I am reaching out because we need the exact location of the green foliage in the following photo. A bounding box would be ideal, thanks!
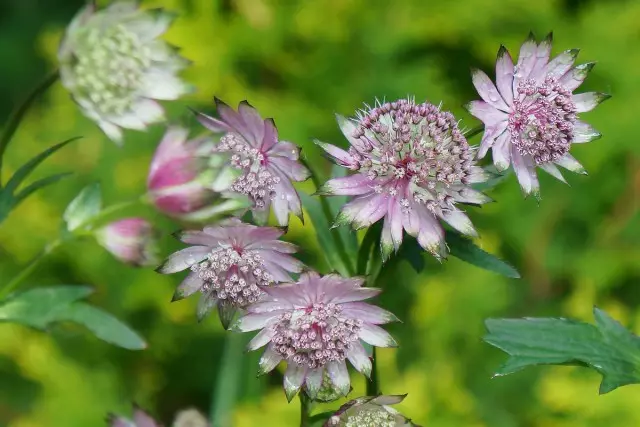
[0,286,146,350]
[0,138,77,224]
[484,308,640,394]
[446,232,520,278]
[63,182,102,232]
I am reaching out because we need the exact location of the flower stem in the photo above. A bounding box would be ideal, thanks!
[367,347,380,396]
[299,392,312,427]
[0,194,148,299]
[463,125,484,139]
[210,332,248,427]
[301,159,355,276]
[0,70,59,185]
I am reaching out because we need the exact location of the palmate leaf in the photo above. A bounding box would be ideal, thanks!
[0,138,78,224]
[484,307,640,394]
[0,286,146,350]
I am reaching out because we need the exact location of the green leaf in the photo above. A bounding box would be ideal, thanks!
[484,307,640,394]
[446,231,520,278]
[3,138,78,195]
[14,172,73,202]
[0,286,146,350]
[394,236,425,273]
[300,190,351,276]
[64,182,102,231]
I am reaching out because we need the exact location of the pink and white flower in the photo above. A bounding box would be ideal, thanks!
[147,126,247,221]
[108,406,161,427]
[325,395,420,427]
[195,99,310,226]
[317,98,490,261]
[156,219,303,328]
[96,218,158,267]
[466,33,610,199]
[233,271,398,402]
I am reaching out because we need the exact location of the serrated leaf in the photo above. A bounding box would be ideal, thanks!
[447,231,520,278]
[64,182,102,231]
[300,190,351,276]
[484,307,640,393]
[3,138,78,195]
[0,286,146,350]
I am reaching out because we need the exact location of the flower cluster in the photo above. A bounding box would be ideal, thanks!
[325,395,420,427]
[317,98,490,260]
[466,33,609,198]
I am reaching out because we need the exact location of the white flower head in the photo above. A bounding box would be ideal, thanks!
[58,1,192,143]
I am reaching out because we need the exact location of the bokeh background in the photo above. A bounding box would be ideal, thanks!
[1,0,639,426]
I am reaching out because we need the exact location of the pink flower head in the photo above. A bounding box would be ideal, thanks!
[325,395,420,427]
[466,32,610,199]
[156,218,303,328]
[97,218,159,267]
[194,99,310,226]
[317,98,491,261]
[147,127,247,220]
[107,406,161,427]
[233,272,398,402]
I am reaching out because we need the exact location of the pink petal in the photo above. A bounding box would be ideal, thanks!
[326,360,350,396]
[267,140,301,160]
[559,62,595,91]
[246,300,292,314]
[402,199,421,236]
[478,124,507,159]
[540,163,567,183]
[156,246,210,273]
[244,226,284,242]
[555,153,587,174]
[174,230,220,246]
[234,312,280,332]
[258,344,283,375]
[346,341,372,377]
[341,302,398,324]
[329,287,382,304]
[495,46,515,106]
[196,290,218,321]
[472,69,509,111]
[511,148,540,198]
[215,98,254,145]
[415,210,446,259]
[513,34,538,89]
[336,114,365,149]
[528,34,553,82]
[263,283,309,305]
[359,323,398,347]
[173,271,203,301]
[465,101,508,126]
[545,49,579,79]
[336,192,388,228]
[284,363,307,401]
[245,240,298,253]
[262,259,295,282]
[238,100,265,146]
[440,210,478,237]
[195,111,233,133]
[256,250,304,273]
[572,120,601,143]
[304,368,324,399]
[315,140,358,169]
[451,187,493,205]
[247,327,276,351]
[387,197,404,250]
[492,129,512,171]
[573,92,610,113]
[269,157,310,181]
[318,174,376,196]
[133,408,159,427]
[261,118,279,151]
[148,127,190,181]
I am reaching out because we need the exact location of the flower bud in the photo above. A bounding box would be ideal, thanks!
[173,408,209,427]
[324,395,420,427]
[108,406,160,427]
[147,127,247,221]
[97,218,159,267]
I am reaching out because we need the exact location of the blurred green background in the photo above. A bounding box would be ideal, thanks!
[1,0,639,426]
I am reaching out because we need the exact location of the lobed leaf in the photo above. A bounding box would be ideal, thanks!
[484,308,640,393]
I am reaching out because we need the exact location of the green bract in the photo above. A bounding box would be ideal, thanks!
[58,1,191,143]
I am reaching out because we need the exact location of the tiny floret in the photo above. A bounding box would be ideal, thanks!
[194,99,310,226]
[156,219,303,328]
[317,98,490,260]
[234,272,398,402]
[466,33,610,198]
[58,2,191,143]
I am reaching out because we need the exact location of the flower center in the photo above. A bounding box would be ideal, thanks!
[271,303,362,369]
[72,25,151,116]
[509,77,576,164]
[219,134,280,210]
[350,99,473,213]
[344,409,396,427]
[190,246,271,307]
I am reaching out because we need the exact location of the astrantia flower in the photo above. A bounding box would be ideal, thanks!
[97,218,159,267]
[317,98,490,261]
[233,272,398,402]
[108,406,160,427]
[195,98,310,226]
[58,2,191,143]
[324,395,420,427]
[156,219,303,328]
[147,126,248,221]
[466,33,610,198]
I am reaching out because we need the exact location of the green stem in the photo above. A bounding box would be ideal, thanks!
[463,125,484,139]
[0,238,62,299]
[301,159,355,276]
[0,194,147,299]
[367,347,380,396]
[299,392,312,427]
[0,70,59,185]
[211,332,247,427]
